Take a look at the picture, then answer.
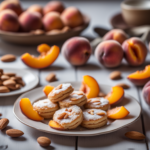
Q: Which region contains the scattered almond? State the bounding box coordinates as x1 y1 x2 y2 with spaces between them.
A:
37 136 51 147
6 129 24 137
1 75 10 81
16 80 25 86
109 71 121 80
1 54 16 62
45 73 56 82
0 86 10 93
125 131 145 140
97 112 106 116
0 118 9 130
4 72 16 77
99 92 106 97
64 114 69 119
3 79 16 86
57 112 66 119
116 83 130 89
6 85 17 90
55 84 62 90
10 76 22 81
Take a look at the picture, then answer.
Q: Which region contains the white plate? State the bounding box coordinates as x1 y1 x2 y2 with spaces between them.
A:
13 81 141 136
0 68 39 97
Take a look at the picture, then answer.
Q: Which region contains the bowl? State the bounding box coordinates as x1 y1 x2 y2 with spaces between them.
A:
121 0 150 26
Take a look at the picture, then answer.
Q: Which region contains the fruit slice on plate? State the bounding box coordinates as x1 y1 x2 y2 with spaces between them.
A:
21 45 60 69
20 98 44 121
127 65 150 86
107 106 129 119
105 86 124 105
79 75 100 98
49 120 65 130
43 85 54 96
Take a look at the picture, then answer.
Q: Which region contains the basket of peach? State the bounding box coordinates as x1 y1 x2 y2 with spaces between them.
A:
0 0 90 45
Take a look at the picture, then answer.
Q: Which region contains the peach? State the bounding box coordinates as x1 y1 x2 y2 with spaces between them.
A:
122 37 147 66
95 40 124 68
43 1 64 15
19 11 42 32
43 85 54 96
20 98 44 121
80 75 100 99
0 0 22 16
0 9 19 32
27 4 43 16
43 12 64 31
105 86 124 105
127 65 150 86
61 7 84 28
103 29 128 44
143 81 150 105
37 44 51 53
107 106 129 119
62 37 92 66
21 45 60 69
49 120 65 130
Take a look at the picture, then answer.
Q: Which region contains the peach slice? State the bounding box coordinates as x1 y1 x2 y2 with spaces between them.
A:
43 85 54 96
20 98 44 121
127 65 150 86
107 106 129 119
21 45 59 69
49 120 65 130
80 75 100 99
37 44 51 53
105 86 124 105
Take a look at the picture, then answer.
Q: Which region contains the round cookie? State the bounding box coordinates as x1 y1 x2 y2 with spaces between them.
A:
48 83 74 102
84 97 110 111
81 109 107 129
53 105 83 130
33 99 59 119
59 91 87 108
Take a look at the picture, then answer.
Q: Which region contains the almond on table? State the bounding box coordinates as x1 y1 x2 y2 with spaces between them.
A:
45 73 56 82
37 136 51 147
125 131 145 140
6 129 24 137
0 118 9 130
109 71 121 80
1 54 16 62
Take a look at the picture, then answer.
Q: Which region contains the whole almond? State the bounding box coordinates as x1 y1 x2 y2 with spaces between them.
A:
6 129 24 137
10 76 22 81
46 73 56 82
16 80 25 86
0 86 10 93
110 71 121 80
0 118 9 130
1 75 10 81
0 113 2 116
0 80 3 85
116 83 130 89
3 79 16 86
1 54 16 62
64 114 69 119
37 136 51 147
6 85 17 90
97 112 106 116
99 92 106 97
4 72 16 77
125 131 145 140
55 84 62 90
57 112 66 119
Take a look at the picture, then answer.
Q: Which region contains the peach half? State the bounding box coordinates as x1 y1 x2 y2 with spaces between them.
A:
21 45 60 69
127 65 150 86
20 98 44 121
49 120 65 130
79 75 100 99
105 86 124 105
43 85 54 97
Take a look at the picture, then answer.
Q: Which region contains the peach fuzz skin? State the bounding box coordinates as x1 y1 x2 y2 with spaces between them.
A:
62 37 92 66
21 45 60 69
95 40 124 68
143 81 150 105
27 5 43 16
43 85 54 97
49 120 65 130
106 86 124 105
20 98 44 121
127 65 150 86
122 37 147 66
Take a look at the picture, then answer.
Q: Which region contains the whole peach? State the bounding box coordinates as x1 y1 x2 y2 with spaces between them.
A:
0 0 22 16
27 5 43 16
61 7 84 28
0 9 19 32
43 12 64 31
62 37 92 66
103 29 128 44
19 11 42 32
95 40 124 68
122 37 147 66
43 1 64 15
143 81 150 105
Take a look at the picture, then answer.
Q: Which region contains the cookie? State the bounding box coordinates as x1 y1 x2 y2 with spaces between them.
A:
48 83 74 102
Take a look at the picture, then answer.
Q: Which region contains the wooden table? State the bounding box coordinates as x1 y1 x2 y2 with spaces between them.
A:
0 1 149 150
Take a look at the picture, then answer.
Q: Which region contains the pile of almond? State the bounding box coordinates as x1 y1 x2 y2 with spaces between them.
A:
0 69 25 93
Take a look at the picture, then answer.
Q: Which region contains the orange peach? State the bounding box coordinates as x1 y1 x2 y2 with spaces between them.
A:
95 40 124 68
20 98 44 121
127 65 150 86
105 86 124 105
61 7 84 28
43 1 64 15
122 37 147 66
37 44 51 53
80 75 100 99
49 120 65 130
19 11 42 32
0 0 22 16
27 4 43 16
0 9 19 32
43 12 64 31
62 37 92 66
143 81 150 105
107 106 129 119
103 29 128 44
43 85 54 96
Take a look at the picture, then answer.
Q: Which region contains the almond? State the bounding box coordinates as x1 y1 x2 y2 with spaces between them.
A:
55 84 62 90
64 114 69 119
37 136 51 147
6 85 17 90
4 72 16 77
1 75 10 81
70 97 77 101
125 131 145 140
116 83 130 89
3 79 16 86
0 80 3 85
1 54 16 62
68 108 72 112
0 113 2 116
10 76 22 81
45 73 56 82
0 118 9 130
16 80 25 86
57 112 66 119
97 112 106 116
6 129 24 137
0 86 10 93
109 71 121 80
99 92 106 97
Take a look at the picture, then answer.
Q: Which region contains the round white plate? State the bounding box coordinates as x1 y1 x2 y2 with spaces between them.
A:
13 81 141 136
0 68 39 97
